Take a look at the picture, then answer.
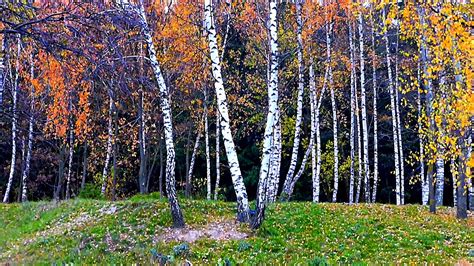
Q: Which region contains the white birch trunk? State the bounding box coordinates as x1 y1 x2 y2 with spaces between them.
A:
314 66 328 203
435 157 445 206
394 29 404 205
371 11 379 203
21 53 35 202
214 112 221 200
252 0 278 228
0 36 7 109
186 130 201 196
101 92 114 195
204 0 249 221
253 0 279 228
310 58 317 202
204 89 211 200
137 3 184 227
418 63 428 205
282 0 304 198
355 65 363 203
65 121 74 200
358 12 370 202
3 36 20 203
349 23 356 204
383 8 401 205
451 158 457 207
325 19 339 203
268 108 281 202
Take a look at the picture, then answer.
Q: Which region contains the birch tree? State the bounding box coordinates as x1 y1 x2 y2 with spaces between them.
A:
204 0 249 222
2 36 20 203
204 88 211 200
135 2 185 227
214 112 221 200
370 7 379 203
348 21 356 204
0 36 7 109
21 55 35 202
281 0 304 200
382 7 401 205
358 7 370 202
186 127 201 197
101 89 114 195
253 0 279 229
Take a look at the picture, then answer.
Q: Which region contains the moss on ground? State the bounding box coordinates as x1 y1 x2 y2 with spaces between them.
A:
0 196 472 264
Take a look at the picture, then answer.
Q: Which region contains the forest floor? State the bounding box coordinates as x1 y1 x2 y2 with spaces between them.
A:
0 193 473 264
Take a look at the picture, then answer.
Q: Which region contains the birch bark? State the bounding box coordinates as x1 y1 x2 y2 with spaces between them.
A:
134 2 185 226
349 22 356 204
370 10 379 203
65 121 74 200
282 0 304 197
358 11 370 202
204 0 249 221
2 36 20 203
21 53 35 202
0 36 6 109
101 91 114 195
204 88 211 200
383 8 401 205
214 113 221 200
253 0 279 228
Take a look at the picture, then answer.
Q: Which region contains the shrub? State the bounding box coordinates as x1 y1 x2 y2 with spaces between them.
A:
78 183 104 200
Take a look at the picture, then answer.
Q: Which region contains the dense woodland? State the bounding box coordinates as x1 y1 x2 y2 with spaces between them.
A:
0 0 472 229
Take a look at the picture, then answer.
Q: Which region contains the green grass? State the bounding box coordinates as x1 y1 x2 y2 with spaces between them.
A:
0 196 472 264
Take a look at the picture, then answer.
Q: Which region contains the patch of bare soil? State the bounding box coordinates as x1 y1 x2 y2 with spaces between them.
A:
155 220 249 243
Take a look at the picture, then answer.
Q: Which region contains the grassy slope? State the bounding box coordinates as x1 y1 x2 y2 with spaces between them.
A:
0 194 473 264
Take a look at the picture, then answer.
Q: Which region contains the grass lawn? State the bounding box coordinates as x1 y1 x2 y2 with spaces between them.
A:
0 193 473 264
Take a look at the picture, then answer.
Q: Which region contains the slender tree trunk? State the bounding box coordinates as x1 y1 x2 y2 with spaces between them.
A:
17 137 26 203
383 8 401 205
65 121 74 200
325 18 338 203
282 0 304 199
101 91 114 195
349 22 356 204
467 139 473 211
21 104 34 202
457 135 469 219
0 36 7 109
111 113 119 201
81 141 88 190
268 110 281 203
287 140 313 197
370 11 379 203
138 89 148 193
138 3 184 227
253 0 279 229
204 0 249 222
417 62 428 205
355 63 363 204
451 158 457 207
310 58 317 202
314 66 328 203
394 27 404 205
3 36 20 203
21 53 35 202
418 5 436 213
358 12 370 203
204 88 212 200
186 130 201 197
435 156 445 206
214 112 221 200
159 136 164 197
54 145 66 201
